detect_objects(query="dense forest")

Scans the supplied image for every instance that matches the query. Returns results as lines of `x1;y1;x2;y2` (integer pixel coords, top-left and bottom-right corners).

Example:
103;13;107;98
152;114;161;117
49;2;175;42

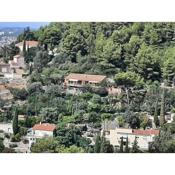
2;22;175;153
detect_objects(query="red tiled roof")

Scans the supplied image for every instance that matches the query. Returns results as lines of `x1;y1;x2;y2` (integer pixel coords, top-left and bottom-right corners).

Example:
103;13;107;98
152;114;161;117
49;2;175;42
32;123;56;132
65;73;106;83
133;129;160;136
16;40;39;47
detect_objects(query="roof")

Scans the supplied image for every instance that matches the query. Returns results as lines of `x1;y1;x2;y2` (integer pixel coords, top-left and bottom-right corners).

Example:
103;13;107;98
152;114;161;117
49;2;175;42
65;73;106;83
132;129;160;136
15;40;39;47
32;123;56;132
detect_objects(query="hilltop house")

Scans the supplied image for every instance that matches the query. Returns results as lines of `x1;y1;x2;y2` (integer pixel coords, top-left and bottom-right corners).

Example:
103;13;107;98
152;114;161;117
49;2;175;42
103;127;159;150
27;123;56;150
0;84;13;100
0;62;13;78
64;73;107;93
15;40;39;52
0;123;13;134
64;73;107;87
9;55;25;69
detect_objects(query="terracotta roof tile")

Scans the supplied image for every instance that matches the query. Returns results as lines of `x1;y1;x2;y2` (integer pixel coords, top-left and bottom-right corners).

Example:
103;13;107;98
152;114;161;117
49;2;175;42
33;123;56;132
16;40;39;47
133;129;160;136
65;73;106;83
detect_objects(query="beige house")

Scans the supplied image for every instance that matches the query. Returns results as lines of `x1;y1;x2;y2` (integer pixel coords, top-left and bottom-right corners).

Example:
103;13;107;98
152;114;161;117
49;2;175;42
64;73;107;88
9;55;25;69
103;127;159;150
15;40;39;52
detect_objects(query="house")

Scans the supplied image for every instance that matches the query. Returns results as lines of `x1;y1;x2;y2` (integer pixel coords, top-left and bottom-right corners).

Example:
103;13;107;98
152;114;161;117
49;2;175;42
0;84;13;100
0;123;13;134
103;127;159;150
15;40;39;52
0;62;14;78
18;115;26;121
9;55;25;69
30;123;56;138
107;86;122;96
27;123;56;151
65;73;106;87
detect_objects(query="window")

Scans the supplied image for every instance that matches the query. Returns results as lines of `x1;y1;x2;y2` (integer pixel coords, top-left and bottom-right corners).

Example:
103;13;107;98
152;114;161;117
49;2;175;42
2;67;7;73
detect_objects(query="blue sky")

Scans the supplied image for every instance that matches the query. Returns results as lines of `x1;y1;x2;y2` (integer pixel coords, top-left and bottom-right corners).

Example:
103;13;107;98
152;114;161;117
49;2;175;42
0;22;49;29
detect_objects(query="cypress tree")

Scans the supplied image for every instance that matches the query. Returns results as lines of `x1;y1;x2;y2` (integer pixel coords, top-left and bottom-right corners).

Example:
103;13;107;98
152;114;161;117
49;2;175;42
12;108;19;135
22;39;26;57
94;134;101;153
125;137;130;153
154;97;159;128
160;88;166;127
131;137;140;153
120;136;124;153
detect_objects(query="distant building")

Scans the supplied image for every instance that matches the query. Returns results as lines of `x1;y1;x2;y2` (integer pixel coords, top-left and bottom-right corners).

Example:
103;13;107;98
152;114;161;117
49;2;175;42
103;127;159;150
9;55;25;69
15;40;39;52
31;123;56;138
27;123;56;150
0;62;13;78
0;123;13;134
65;73;106;87
0;84;13;100
107;86;122;96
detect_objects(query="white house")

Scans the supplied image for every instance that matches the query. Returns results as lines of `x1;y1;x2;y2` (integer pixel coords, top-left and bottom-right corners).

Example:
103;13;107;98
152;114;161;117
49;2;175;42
27;123;56;150
31;123;56;137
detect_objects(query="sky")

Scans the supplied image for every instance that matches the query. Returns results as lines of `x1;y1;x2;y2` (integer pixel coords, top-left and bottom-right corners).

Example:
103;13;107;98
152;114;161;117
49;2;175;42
0;22;49;29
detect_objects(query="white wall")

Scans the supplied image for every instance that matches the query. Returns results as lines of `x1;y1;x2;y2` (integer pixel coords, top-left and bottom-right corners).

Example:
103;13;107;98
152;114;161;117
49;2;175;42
32;130;54;138
0;123;13;134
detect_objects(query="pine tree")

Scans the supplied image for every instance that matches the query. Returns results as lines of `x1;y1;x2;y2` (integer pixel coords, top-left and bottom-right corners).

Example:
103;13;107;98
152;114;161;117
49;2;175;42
120;136;124;153
125;137;130;153
160;87;166;127
94;134;101;153
12;108;19;135
154;97;159;128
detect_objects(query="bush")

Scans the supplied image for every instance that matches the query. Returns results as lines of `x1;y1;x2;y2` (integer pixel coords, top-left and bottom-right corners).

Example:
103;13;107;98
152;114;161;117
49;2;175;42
23;139;29;144
11;133;21;142
9;143;18;148
2;147;16;153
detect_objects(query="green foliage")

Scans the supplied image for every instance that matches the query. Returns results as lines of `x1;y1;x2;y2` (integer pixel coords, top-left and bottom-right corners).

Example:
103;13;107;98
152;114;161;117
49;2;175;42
0;138;5;153
12;108;19;135
115;71;144;88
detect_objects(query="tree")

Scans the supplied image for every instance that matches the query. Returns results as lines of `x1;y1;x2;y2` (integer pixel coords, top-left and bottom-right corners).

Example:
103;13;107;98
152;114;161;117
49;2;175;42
131;137;140;153
125;137;130;153
0;138;5;152
34;51;51;71
94;134;101;153
160;88;166;127
58;145;85;153
12;108;19;135
119;136;124;153
22;39;26;57
100;136;114;153
31;138;58;153
154;97;159;128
